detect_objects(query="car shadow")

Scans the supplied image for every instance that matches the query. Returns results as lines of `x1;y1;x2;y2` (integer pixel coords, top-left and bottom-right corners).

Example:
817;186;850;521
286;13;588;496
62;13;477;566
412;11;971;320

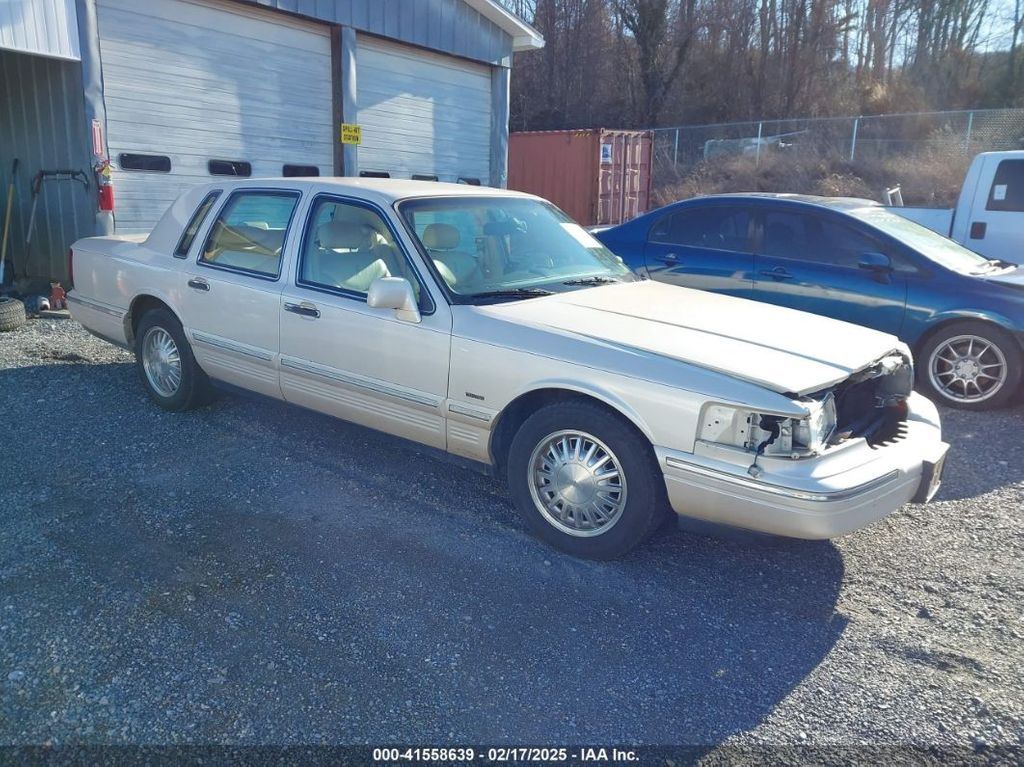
931;401;1024;500
2;361;847;747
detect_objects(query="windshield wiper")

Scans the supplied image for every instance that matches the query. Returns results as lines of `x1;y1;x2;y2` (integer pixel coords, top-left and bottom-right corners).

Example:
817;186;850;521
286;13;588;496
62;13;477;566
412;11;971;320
469;288;555;303
561;276;625;286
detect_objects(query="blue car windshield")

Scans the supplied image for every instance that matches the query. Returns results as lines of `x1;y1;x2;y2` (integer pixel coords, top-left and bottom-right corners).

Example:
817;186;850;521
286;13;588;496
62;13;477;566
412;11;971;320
853;209;993;273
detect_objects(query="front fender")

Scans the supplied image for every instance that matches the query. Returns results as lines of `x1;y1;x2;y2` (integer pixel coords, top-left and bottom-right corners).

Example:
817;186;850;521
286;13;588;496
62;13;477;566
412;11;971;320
510;377;658;443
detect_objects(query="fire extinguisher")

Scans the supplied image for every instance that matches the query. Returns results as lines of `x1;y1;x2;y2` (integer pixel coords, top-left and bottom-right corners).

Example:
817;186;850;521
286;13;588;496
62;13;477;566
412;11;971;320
95;159;114;234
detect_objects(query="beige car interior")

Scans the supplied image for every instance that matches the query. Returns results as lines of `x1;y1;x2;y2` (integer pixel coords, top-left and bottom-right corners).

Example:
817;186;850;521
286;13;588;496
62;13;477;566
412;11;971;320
303;206;414;296
202;221;287;275
422;223;480;288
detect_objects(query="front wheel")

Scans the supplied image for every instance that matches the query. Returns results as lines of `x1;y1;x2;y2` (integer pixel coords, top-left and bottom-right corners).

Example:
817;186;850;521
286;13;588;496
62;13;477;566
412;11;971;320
134;308;213;411
506;401;667;559
918;321;1022;410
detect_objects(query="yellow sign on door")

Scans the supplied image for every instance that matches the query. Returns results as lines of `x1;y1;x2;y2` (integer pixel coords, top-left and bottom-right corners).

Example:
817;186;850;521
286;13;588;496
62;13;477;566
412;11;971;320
340;124;362;145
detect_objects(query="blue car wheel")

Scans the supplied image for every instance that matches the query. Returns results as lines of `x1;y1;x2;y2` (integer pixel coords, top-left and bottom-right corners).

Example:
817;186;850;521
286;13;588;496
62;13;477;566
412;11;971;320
918;321;1023;410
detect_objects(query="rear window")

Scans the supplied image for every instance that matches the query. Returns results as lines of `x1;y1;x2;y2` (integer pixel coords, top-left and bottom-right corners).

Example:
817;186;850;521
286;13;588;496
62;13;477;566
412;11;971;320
174;191;221;258
986;160;1024;212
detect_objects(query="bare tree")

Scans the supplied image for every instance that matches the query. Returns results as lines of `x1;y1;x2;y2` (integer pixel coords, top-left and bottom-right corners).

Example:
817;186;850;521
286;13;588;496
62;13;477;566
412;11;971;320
610;0;698;126
497;0;1015;130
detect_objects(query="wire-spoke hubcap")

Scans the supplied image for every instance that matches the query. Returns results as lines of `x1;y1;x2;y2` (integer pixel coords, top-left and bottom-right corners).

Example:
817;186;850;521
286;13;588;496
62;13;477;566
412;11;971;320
528;430;627;537
142;327;183;398
928;334;1008;403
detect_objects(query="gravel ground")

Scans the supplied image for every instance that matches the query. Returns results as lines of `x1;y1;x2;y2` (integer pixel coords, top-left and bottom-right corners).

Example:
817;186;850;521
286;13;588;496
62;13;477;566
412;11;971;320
0;317;1022;754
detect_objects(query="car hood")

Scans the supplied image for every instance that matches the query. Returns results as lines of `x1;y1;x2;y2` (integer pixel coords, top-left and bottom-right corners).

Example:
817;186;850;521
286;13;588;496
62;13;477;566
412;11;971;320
483;281;903;395
984;265;1024;290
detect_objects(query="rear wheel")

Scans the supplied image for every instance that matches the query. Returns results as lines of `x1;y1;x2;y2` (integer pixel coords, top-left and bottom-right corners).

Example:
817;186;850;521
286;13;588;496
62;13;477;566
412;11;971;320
507;401;667;559
134;308;212;411
918;321;1022;410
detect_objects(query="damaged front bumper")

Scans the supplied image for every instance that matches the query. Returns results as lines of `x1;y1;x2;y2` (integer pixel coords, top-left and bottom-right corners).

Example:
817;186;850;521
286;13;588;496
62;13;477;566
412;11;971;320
656;392;949;539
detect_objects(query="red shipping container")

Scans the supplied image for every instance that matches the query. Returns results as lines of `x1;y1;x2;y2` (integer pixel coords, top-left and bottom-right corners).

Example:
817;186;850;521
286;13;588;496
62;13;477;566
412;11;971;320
507;129;653;226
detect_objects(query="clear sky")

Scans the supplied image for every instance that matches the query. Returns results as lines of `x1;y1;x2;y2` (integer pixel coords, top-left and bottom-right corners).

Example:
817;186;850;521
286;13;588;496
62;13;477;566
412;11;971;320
983;0;1019;50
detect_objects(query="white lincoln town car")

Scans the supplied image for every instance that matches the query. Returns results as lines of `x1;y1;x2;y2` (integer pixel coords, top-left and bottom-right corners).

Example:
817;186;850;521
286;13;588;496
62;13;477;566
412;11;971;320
68;179;949;558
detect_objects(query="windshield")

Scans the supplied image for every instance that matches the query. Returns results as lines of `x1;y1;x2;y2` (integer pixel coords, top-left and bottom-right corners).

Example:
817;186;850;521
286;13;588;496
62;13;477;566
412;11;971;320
852;208;993;273
398;196;634;301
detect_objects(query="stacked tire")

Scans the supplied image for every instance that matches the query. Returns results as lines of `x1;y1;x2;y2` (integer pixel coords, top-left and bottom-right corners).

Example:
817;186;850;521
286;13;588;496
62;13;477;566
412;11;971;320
0;297;26;332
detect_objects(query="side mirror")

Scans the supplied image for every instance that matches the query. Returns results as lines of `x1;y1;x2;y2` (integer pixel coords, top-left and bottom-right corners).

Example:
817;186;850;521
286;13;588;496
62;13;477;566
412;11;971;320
857;252;892;272
367;277;421;323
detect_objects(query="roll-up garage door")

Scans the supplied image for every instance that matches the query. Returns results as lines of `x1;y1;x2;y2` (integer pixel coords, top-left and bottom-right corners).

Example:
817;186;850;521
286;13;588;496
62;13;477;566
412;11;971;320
97;0;334;233
357;37;491;184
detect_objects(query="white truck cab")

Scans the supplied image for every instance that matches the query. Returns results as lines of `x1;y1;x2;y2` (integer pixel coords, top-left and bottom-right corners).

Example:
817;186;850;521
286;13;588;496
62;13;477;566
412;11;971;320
890;150;1024;262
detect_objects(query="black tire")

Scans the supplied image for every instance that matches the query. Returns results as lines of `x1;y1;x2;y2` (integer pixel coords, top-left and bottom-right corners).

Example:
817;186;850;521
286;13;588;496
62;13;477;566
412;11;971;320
917;320;1023;411
506;401;668;559
0;297;26;332
134;308;213;411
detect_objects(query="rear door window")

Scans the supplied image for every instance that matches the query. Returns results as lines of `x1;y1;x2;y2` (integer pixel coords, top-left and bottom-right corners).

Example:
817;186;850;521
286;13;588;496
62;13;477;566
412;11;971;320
986;159;1024;212
175;191;221;258
650;207;751;252
199;190;300;278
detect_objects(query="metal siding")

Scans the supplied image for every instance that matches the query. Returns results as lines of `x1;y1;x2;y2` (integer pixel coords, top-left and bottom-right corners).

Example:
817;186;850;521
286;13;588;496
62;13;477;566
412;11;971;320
0;0;81;60
507;130;654;226
356;36;491;183
489;65;509;187
235;0;513;65
340;25;358;175
96;0;334;233
0;48;93;282
596;130;652;226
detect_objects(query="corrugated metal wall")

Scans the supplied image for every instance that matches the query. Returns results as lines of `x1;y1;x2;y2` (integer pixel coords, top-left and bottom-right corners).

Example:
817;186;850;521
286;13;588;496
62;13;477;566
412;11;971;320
508;130;653;226
245;0;513;64
0;0;81;60
0;48;94;282
357;37;492;181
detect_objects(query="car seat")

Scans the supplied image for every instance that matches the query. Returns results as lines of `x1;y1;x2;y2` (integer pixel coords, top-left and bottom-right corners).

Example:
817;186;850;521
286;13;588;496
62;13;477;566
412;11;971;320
304;220;390;293
422;223;477;287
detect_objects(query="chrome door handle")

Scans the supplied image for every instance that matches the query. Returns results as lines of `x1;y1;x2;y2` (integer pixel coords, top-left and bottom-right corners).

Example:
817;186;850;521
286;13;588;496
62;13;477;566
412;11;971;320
187;277;209;291
657;252;679;263
284;302;321;319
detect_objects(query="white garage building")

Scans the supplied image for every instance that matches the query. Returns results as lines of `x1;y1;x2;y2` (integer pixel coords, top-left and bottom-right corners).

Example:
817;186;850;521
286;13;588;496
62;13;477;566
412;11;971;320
0;0;542;279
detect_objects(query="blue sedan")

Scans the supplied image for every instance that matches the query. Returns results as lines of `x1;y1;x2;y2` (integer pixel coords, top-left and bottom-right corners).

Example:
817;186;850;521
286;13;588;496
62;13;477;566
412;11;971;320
595;194;1024;410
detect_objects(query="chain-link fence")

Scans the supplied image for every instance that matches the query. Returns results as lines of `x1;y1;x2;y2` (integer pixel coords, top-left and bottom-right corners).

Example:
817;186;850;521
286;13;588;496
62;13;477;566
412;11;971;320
651;109;1024;205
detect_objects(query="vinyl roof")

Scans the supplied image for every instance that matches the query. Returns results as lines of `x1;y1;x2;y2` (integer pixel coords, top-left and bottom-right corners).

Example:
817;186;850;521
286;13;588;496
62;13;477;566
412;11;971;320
191;177;539;205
